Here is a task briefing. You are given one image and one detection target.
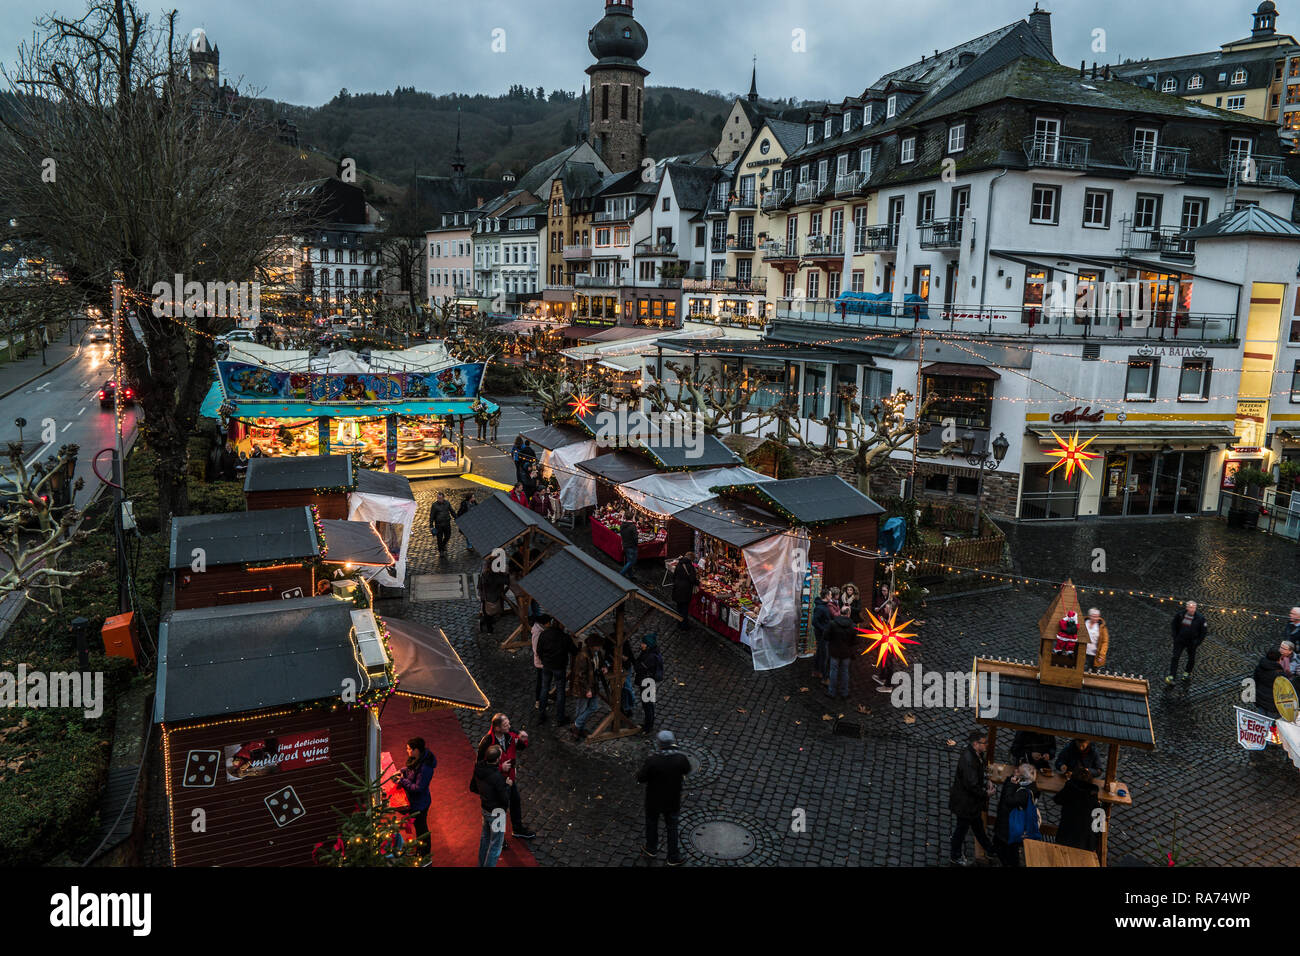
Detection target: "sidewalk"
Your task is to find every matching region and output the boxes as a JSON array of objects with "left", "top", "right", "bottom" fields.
[{"left": 0, "top": 340, "right": 80, "bottom": 400}]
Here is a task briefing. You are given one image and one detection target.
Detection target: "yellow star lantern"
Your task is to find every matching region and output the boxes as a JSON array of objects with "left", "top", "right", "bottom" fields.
[
  {"left": 568, "top": 392, "right": 596, "bottom": 418},
  {"left": 1044, "top": 429, "right": 1099, "bottom": 483},
  {"left": 858, "top": 608, "right": 919, "bottom": 667}
]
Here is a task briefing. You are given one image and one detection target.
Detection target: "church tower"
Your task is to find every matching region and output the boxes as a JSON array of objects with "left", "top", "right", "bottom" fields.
[
  {"left": 585, "top": 0, "right": 648, "bottom": 174},
  {"left": 188, "top": 29, "right": 219, "bottom": 85}
]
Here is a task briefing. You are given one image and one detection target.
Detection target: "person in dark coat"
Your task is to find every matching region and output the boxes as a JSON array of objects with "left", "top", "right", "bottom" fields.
[
  {"left": 671, "top": 553, "right": 699, "bottom": 631},
  {"left": 1053, "top": 767, "right": 1100, "bottom": 853},
  {"left": 536, "top": 620, "right": 575, "bottom": 725},
  {"left": 948, "top": 728, "right": 996, "bottom": 865},
  {"left": 811, "top": 590, "right": 832, "bottom": 680},
  {"left": 520, "top": 462, "right": 539, "bottom": 500},
  {"left": 1009, "top": 731, "right": 1056, "bottom": 772},
  {"left": 633, "top": 633, "right": 664, "bottom": 733},
  {"left": 430, "top": 491, "right": 453, "bottom": 555},
  {"left": 1253, "top": 648, "right": 1289, "bottom": 718},
  {"left": 618, "top": 513, "right": 640, "bottom": 578},
  {"left": 992, "top": 764, "right": 1038, "bottom": 867},
  {"left": 1166, "top": 600, "right": 1208, "bottom": 684},
  {"left": 824, "top": 615, "right": 858, "bottom": 699},
  {"left": 480, "top": 559, "right": 510, "bottom": 633},
  {"left": 396, "top": 737, "right": 437, "bottom": 860},
  {"left": 476, "top": 714, "right": 534, "bottom": 839},
  {"left": 1055, "top": 738, "right": 1103, "bottom": 776},
  {"left": 637, "top": 730, "right": 692, "bottom": 864},
  {"left": 474, "top": 744, "right": 511, "bottom": 867}
]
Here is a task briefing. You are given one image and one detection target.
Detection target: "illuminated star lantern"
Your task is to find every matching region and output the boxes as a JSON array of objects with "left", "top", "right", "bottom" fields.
[
  {"left": 568, "top": 392, "right": 596, "bottom": 419},
  {"left": 858, "top": 607, "right": 919, "bottom": 668},
  {"left": 1044, "top": 429, "right": 1099, "bottom": 483}
]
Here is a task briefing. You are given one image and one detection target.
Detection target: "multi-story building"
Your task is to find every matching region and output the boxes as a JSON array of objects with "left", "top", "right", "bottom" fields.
[
  {"left": 585, "top": 0, "right": 649, "bottom": 174},
  {"left": 470, "top": 192, "right": 542, "bottom": 315},
  {"left": 711, "top": 61, "right": 807, "bottom": 165},
  {"left": 541, "top": 162, "right": 607, "bottom": 322},
  {"left": 426, "top": 209, "right": 480, "bottom": 316},
  {"left": 641, "top": 9, "right": 1300, "bottom": 524},
  {"left": 1113, "top": 1, "right": 1300, "bottom": 138}
]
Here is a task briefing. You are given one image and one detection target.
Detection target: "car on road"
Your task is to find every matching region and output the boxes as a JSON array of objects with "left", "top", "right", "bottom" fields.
[
  {"left": 99, "top": 380, "right": 135, "bottom": 408},
  {"left": 86, "top": 325, "right": 110, "bottom": 343},
  {"left": 215, "top": 329, "right": 256, "bottom": 345}
]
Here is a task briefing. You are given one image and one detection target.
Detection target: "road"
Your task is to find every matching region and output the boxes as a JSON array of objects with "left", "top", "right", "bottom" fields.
[{"left": 0, "top": 337, "right": 141, "bottom": 510}]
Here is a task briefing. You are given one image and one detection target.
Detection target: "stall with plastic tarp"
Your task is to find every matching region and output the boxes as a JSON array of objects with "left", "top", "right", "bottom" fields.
[
  {"left": 521, "top": 423, "right": 602, "bottom": 514},
  {"left": 348, "top": 469, "right": 418, "bottom": 589},
  {"left": 740, "top": 526, "right": 811, "bottom": 671},
  {"left": 578, "top": 452, "right": 659, "bottom": 510}
]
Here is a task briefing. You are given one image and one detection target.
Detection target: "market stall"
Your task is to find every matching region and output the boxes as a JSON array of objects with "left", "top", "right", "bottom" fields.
[
  {"left": 590, "top": 502, "right": 668, "bottom": 561},
  {"left": 521, "top": 423, "right": 599, "bottom": 513},
  {"left": 212, "top": 344, "right": 496, "bottom": 478},
  {"left": 245, "top": 455, "right": 355, "bottom": 519},
  {"left": 348, "top": 469, "right": 418, "bottom": 589},
  {"left": 577, "top": 452, "right": 659, "bottom": 509},
  {"left": 318, "top": 519, "right": 394, "bottom": 581}
]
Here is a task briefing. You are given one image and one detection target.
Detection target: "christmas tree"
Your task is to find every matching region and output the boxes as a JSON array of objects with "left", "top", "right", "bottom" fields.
[{"left": 313, "top": 763, "right": 422, "bottom": 867}]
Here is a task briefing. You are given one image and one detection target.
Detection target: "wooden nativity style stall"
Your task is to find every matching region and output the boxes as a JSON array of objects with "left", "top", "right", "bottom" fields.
[{"left": 244, "top": 454, "right": 355, "bottom": 519}]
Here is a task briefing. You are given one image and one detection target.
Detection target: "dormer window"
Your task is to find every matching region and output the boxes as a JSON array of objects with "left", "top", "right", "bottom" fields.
[
  {"left": 824, "top": 118, "right": 833, "bottom": 138},
  {"left": 948, "top": 123, "right": 966, "bottom": 153},
  {"left": 886, "top": 95, "right": 897, "bottom": 118},
  {"left": 843, "top": 113, "right": 852, "bottom": 133},
  {"left": 1188, "top": 74, "right": 1203, "bottom": 90},
  {"left": 1162, "top": 77, "right": 1178, "bottom": 93},
  {"left": 864, "top": 104, "right": 872, "bottom": 125},
  {"left": 1232, "top": 68, "right": 1247, "bottom": 85},
  {"left": 807, "top": 125, "right": 815, "bottom": 144},
  {"left": 900, "top": 136, "right": 916, "bottom": 163}
]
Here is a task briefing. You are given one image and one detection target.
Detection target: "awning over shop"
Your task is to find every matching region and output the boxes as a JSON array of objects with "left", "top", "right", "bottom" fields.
[
  {"left": 228, "top": 399, "right": 499, "bottom": 419},
  {"left": 921, "top": 362, "right": 1001, "bottom": 380},
  {"left": 383, "top": 617, "right": 490, "bottom": 710},
  {"left": 674, "top": 497, "right": 787, "bottom": 548},
  {"left": 558, "top": 326, "right": 599, "bottom": 341},
  {"left": 580, "top": 326, "right": 659, "bottom": 343},
  {"left": 620, "top": 466, "right": 772, "bottom": 518},
  {"left": 1027, "top": 424, "right": 1239, "bottom": 444},
  {"left": 319, "top": 519, "right": 394, "bottom": 568}
]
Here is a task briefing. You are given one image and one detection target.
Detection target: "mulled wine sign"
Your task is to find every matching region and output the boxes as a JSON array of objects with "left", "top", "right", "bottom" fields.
[{"left": 223, "top": 729, "right": 331, "bottom": 782}]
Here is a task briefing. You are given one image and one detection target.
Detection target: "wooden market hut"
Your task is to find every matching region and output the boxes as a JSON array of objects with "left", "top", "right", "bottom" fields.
[
  {"left": 244, "top": 455, "right": 355, "bottom": 519},
  {"left": 156, "top": 596, "right": 488, "bottom": 867},
  {"left": 972, "top": 581, "right": 1156, "bottom": 866},
  {"left": 169, "top": 507, "right": 320, "bottom": 610},
  {"left": 710, "top": 475, "right": 884, "bottom": 593}
]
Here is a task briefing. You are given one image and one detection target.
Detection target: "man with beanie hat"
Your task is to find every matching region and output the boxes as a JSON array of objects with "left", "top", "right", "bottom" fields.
[
  {"left": 633, "top": 633, "right": 664, "bottom": 734},
  {"left": 636, "top": 730, "right": 692, "bottom": 864}
]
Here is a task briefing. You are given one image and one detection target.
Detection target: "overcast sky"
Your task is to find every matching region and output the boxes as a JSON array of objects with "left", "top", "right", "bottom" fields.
[{"left": 0, "top": 0, "right": 1277, "bottom": 106}]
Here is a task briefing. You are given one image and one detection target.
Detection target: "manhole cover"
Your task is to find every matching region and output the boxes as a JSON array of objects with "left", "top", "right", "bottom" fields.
[
  {"left": 688, "top": 821, "right": 756, "bottom": 861},
  {"left": 410, "top": 574, "right": 469, "bottom": 601},
  {"left": 671, "top": 740, "right": 721, "bottom": 788},
  {"left": 832, "top": 718, "right": 862, "bottom": 738}
]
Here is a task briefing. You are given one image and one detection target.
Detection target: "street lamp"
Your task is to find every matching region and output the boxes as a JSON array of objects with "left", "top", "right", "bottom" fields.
[{"left": 962, "top": 430, "right": 1009, "bottom": 535}]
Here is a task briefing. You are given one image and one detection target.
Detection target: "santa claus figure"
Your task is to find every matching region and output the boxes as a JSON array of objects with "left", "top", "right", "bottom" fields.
[{"left": 1053, "top": 611, "right": 1080, "bottom": 655}]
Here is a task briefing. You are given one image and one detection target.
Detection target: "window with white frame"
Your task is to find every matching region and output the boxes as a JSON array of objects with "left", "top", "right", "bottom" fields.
[
  {"left": 859, "top": 148, "right": 872, "bottom": 177},
  {"left": 1226, "top": 95, "right": 1246, "bottom": 110},
  {"left": 852, "top": 270, "right": 865, "bottom": 292},
  {"left": 1133, "top": 127, "right": 1159, "bottom": 169},
  {"left": 1030, "top": 184, "right": 1059, "bottom": 224},
  {"left": 1229, "top": 135, "right": 1253, "bottom": 161},
  {"left": 1178, "top": 359, "right": 1211, "bottom": 400},
  {"left": 843, "top": 113, "right": 852, "bottom": 133},
  {"left": 1125, "top": 357, "right": 1158, "bottom": 401},
  {"left": 853, "top": 205, "right": 869, "bottom": 251},
  {"left": 948, "top": 123, "right": 966, "bottom": 153},
  {"left": 1082, "top": 188, "right": 1111, "bottom": 228},
  {"left": 799, "top": 164, "right": 809, "bottom": 183},
  {"left": 824, "top": 118, "right": 833, "bottom": 138},
  {"left": 807, "top": 125, "right": 815, "bottom": 143},
  {"left": 1162, "top": 77, "right": 1178, "bottom": 92},
  {"left": 864, "top": 104, "right": 872, "bottom": 125},
  {"left": 900, "top": 136, "right": 915, "bottom": 163},
  {"left": 1189, "top": 73, "right": 1203, "bottom": 89},
  {"left": 808, "top": 271, "right": 820, "bottom": 299},
  {"left": 918, "top": 191, "right": 935, "bottom": 224},
  {"left": 836, "top": 154, "right": 849, "bottom": 177},
  {"left": 886, "top": 95, "right": 897, "bottom": 118},
  {"left": 1134, "top": 193, "right": 1162, "bottom": 231},
  {"left": 1231, "top": 68, "right": 1247, "bottom": 85},
  {"left": 817, "top": 159, "right": 828, "bottom": 185}
]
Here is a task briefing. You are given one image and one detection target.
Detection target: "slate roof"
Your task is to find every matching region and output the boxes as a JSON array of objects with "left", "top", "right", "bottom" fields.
[
  {"left": 515, "top": 545, "right": 677, "bottom": 634},
  {"left": 168, "top": 507, "right": 319, "bottom": 570},
  {"left": 766, "top": 118, "right": 808, "bottom": 154},
  {"left": 974, "top": 660, "right": 1155, "bottom": 749},
  {"left": 1182, "top": 204, "right": 1300, "bottom": 239},
  {"left": 1111, "top": 43, "right": 1299, "bottom": 96},
  {"left": 667, "top": 162, "right": 723, "bottom": 212},
  {"left": 155, "top": 597, "right": 370, "bottom": 722},
  {"left": 673, "top": 497, "right": 786, "bottom": 548},
  {"left": 319, "top": 519, "right": 393, "bottom": 566},
  {"left": 633, "top": 434, "right": 742, "bottom": 471},
  {"left": 244, "top": 454, "right": 354, "bottom": 493},
  {"left": 714, "top": 475, "right": 885, "bottom": 525},
  {"left": 577, "top": 452, "right": 659, "bottom": 484},
  {"left": 453, "top": 491, "right": 571, "bottom": 555},
  {"left": 354, "top": 468, "right": 415, "bottom": 501},
  {"left": 516, "top": 144, "right": 595, "bottom": 196},
  {"left": 385, "top": 617, "right": 489, "bottom": 710},
  {"left": 414, "top": 175, "right": 510, "bottom": 219},
  {"left": 521, "top": 423, "right": 589, "bottom": 451}
]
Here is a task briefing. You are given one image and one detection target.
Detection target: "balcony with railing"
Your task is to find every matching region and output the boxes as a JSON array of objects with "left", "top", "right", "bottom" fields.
[
  {"left": 574, "top": 273, "right": 626, "bottom": 289},
  {"left": 683, "top": 276, "right": 768, "bottom": 294},
  {"left": 762, "top": 188, "right": 790, "bottom": 211},
  {"left": 804, "top": 234, "right": 843, "bottom": 257},
  {"left": 762, "top": 239, "right": 799, "bottom": 259},
  {"left": 1117, "top": 221, "right": 1196, "bottom": 261},
  {"left": 1022, "top": 134, "right": 1091, "bottom": 170},
  {"left": 562, "top": 243, "right": 592, "bottom": 260},
  {"left": 710, "top": 238, "right": 729, "bottom": 254},
  {"left": 729, "top": 235, "right": 756, "bottom": 252},
  {"left": 732, "top": 190, "right": 757, "bottom": 210},
  {"left": 794, "top": 182, "right": 818, "bottom": 204},
  {"left": 707, "top": 192, "right": 731, "bottom": 214},
  {"left": 918, "top": 217, "right": 964, "bottom": 250},
  {"left": 1122, "top": 145, "right": 1190, "bottom": 179},
  {"left": 834, "top": 172, "right": 860, "bottom": 197},
  {"left": 861, "top": 223, "right": 899, "bottom": 252},
  {"left": 1221, "top": 152, "right": 1292, "bottom": 187},
  {"left": 594, "top": 208, "right": 631, "bottom": 223},
  {"left": 635, "top": 240, "right": 677, "bottom": 257},
  {"left": 772, "top": 299, "right": 1237, "bottom": 341}
]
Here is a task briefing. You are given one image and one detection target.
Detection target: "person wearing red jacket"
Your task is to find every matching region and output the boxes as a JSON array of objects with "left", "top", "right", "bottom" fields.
[{"left": 476, "top": 713, "right": 536, "bottom": 840}]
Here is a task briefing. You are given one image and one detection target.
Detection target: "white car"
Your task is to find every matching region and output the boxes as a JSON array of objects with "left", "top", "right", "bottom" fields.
[{"left": 216, "top": 329, "right": 255, "bottom": 345}]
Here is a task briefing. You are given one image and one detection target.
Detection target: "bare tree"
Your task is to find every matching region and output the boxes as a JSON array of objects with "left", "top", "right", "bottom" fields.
[
  {"left": 642, "top": 360, "right": 775, "bottom": 437},
  {"left": 0, "top": 443, "right": 88, "bottom": 612},
  {"left": 0, "top": 0, "right": 308, "bottom": 519}
]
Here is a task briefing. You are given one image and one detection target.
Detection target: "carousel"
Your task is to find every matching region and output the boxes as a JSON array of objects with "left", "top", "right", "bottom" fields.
[{"left": 203, "top": 342, "right": 497, "bottom": 478}]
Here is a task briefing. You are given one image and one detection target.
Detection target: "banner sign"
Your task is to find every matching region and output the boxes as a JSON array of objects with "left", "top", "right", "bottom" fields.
[
  {"left": 1235, "top": 707, "right": 1279, "bottom": 750},
  {"left": 218, "top": 361, "right": 485, "bottom": 404},
  {"left": 224, "top": 728, "right": 331, "bottom": 782}
]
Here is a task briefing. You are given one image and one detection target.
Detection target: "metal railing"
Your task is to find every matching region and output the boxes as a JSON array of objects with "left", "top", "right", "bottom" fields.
[
  {"left": 1221, "top": 152, "right": 1291, "bottom": 186},
  {"left": 574, "top": 273, "right": 626, "bottom": 288},
  {"left": 772, "top": 299, "right": 1238, "bottom": 340},
  {"left": 762, "top": 188, "right": 789, "bottom": 210},
  {"left": 794, "top": 182, "right": 818, "bottom": 203},
  {"left": 707, "top": 193, "right": 731, "bottom": 213},
  {"left": 683, "top": 277, "right": 767, "bottom": 293},
  {"left": 835, "top": 172, "right": 859, "bottom": 197},
  {"left": 635, "top": 241, "right": 677, "bottom": 257},
  {"left": 1117, "top": 223, "right": 1196, "bottom": 260},
  {"left": 1122, "top": 145, "right": 1190, "bottom": 178},
  {"left": 710, "top": 239, "right": 729, "bottom": 254},
  {"left": 562, "top": 244, "right": 592, "bottom": 259},
  {"left": 733, "top": 191, "right": 757, "bottom": 209},
  {"left": 1022, "top": 134, "right": 1091, "bottom": 170},
  {"left": 730, "top": 236, "right": 756, "bottom": 252},
  {"left": 594, "top": 209, "right": 631, "bottom": 222},
  {"left": 804, "top": 234, "right": 842, "bottom": 256},
  {"left": 762, "top": 239, "right": 799, "bottom": 259},
  {"left": 861, "top": 224, "right": 899, "bottom": 251},
  {"left": 918, "top": 217, "right": 963, "bottom": 249}
]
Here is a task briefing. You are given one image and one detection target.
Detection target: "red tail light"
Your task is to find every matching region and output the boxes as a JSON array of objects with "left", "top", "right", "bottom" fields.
[
  {"left": 98, "top": 390, "right": 105, "bottom": 399},
  {"left": 124, "top": 389, "right": 133, "bottom": 399}
]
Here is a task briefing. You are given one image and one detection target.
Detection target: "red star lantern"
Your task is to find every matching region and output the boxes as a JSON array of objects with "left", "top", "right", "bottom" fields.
[
  {"left": 858, "top": 607, "right": 919, "bottom": 667},
  {"left": 568, "top": 392, "right": 596, "bottom": 418},
  {"left": 1044, "top": 429, "right": 1099, "bottom": 483}
]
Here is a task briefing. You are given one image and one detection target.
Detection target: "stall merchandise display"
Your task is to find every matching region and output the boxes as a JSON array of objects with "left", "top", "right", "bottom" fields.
[
  {"left": 689, "top": 534, "right": 761, "bottom": 642},
  {"left": 594, "top": 503, "right": 666, "bottom": 546},
  {"left": 589, "top": 503, "right": 667, "bottom": 561},
  {"left": 797, "top": 562, "right": 823, "bottom": 659}
]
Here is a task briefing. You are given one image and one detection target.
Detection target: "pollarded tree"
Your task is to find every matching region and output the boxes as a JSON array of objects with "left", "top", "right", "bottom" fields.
[{"left": 641, "top": 360, "right": 778, "bottom": 437}]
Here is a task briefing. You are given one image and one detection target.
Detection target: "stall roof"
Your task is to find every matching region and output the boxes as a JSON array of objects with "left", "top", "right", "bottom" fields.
[
  {"left": 713, "top": 475, "right": 885, "bottom": 525},
  {"left": 154, "top": 597, "right": 374, "bottom": 722},
  {"left": 454, "top": 491, "right": 572, "bottom": 555},
  {"left": 244, "top": 454, "right": 354, "bottom": 493},
  {"left": 354, "top": 468, "right": 415, "bottom": 501},
  {"left": 320, "top": 519, "right": 393, "bottom": 567},
  {"left": 230, "top": 399, "right": 497, "bottom": 419},
  {"left": 633, "top": 434, "right": 742, "bottom": 470},
  {"left": 521, "top": 423, "right": 590, "bottom": 452},
  {"left": 577, "top": 452, "right": 659, "bottom": 484},
  {"left": 674, "top": 497, "right": 787, "bottom": 548},
  {"left": 384, "top": 617, "right": 489, "bottom": 710},
  {"left": 168, "top": 507, "right": 319, "bottom": 570},
  {"left": 516, "top": 545, "right": 679, "bottom": 635},
  {"left": 973, "top": 658, "right": 1155, "bottom": 749}
]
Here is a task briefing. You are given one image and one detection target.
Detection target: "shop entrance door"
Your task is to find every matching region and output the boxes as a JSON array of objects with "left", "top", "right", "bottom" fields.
[{"left": 1098, "top": 450, "right": 1206, "bottom": 516}]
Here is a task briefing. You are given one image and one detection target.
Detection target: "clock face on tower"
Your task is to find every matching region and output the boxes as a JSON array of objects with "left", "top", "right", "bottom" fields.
[
  {"left": 760, "top": 139, "right": 771, "bottom": 155},
  {"left": 205, "top": 63, "right": 216, "bottom": 80}
]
